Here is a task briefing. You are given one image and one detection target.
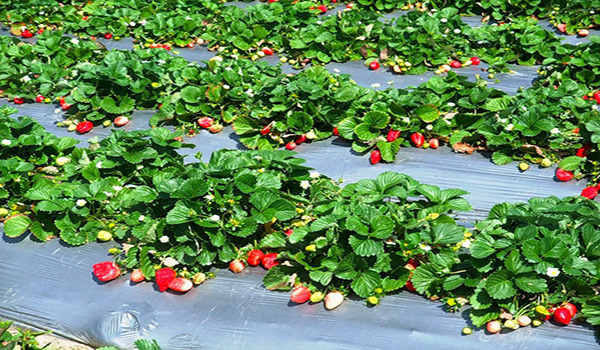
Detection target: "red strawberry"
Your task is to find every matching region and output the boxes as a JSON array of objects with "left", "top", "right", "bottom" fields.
[
  {"left": 76, "top": 121, "right": 93, "bottom": 134},
  {"left": 295, "top": 134, "right": 307, "bottom": 144},
  {"left": 261, "top": 253, "right": 279, "bottom": 269},
  {"left": 557, "top": 23, "right": 567, "bottom": 33},
  {"left": 562, "top": 303, "right": 577, "bottom": 317},
  {"left": 486, "top": 320, "right": 501, "bottom": 334},
  {"left": 370, "top": 150, "right": 381, "bottom": 164},
  {"left": 369, "top": 61, "right": 380, "bottom": 70},
  {"left": 410, "top": 132, "right": 425, "bottom": 147},
  {"left": 450, "top": 60, "right": 462, "bottom": 68},
  {"left": 405, "top": 280, "right": 416, "bottom": 292},
  {"left": 386, "top": 129, "right": 401, "bottom": 142},
  {"left": 572, "top": 127, "right": 580, "bottom": 134},
  {"left": 333, "top": 127, "right": 339, "bottom": 136},
  {"left": 62, "top": 103, "right": 72, "bottom": 111},
  {"left": 290, "top": 285, "right": 311, "bottom": 304},
  {"left": 36, "top": 95, "right": 44, "bottom": 103},
  {"left": 59, "top": 96, "right": 66, "bottom": 106},
  {"left": 346, "top": 3, "right": 354, "bottom": 8},
  {"left": 38, "top": 29, "right": 45, "bottom": 35},
  {"left": 317, "top": 5, "right": 327, "bottom": 13},
  {"left": 553, "top": 307, "right": 572, "bottom": 325},
  {"left": 92, "top": 261, "right": 121, "bottom": 282},
  {"left": 594, "top": 92, "right": 600, "bottom": 104},
  {"left": 582, "top": 187, "right": 598, "bottom": 199},
  {"left": 21, "top": 30, "right": 33, "bottom": 38},
  {"left": 130, "top": 269, "right": 145, "bottom": 283},
  {"left": 197, "top": 117, "right": 214, "bottom": 128},
  {"left": 155, "top": 267, "right": 177, "bottom": 292},
  {"left": 168, "top": 277, "right": 193, "bottom": 292},
  {"left": 247, "top": 249, "right": 265, "bottom": 266},
  {"left": 229, "top": 259, "right": 245, "bottom": 273},
  {"left": 13, "top": 97, "right": 24, "bottom": 104},
  {"left": 576, "top": 148, "right": 588, "bottom": 157},
  {"left": 470, "top": 57, "right": 481, "bottom": 65},
  {"left": 82, "top": 16, "right": 88, "bottom": 20},
  {"left": 284, "top": 229, "right": 294, "bottom": 236},
  {"left": 556, "top": 168, "right": 573, "bottom": 182},
  {"left": 428, "top": 138, "right": 439, "bottom": 149},
  {"left": 260, "top": 125, "right": 271, "bottom": 135},
  {"left": 584, "top": 95, "right": 589, "bottom": 100},
  {"left": 187, "top": 42, "right": 195, "bottom": 48},
  {"left": 262, "top": 47, "right": 274, "bottom": 56},
  {"left": 104, "top": 33, "right": 113, "bottom": 39},
  {"left": 286, "top": 142, "right": 297, "bottom": 150},
  {"left": 407, "top": 258, "right": 420, "bottom": 269},
  {"left": 114, "top": 116, "right": 129, "bottom": 127}
]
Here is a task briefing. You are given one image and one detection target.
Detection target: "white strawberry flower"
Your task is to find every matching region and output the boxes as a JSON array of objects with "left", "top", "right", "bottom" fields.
[
  {"left": 76, "top": 199, "right": 86, "bottom": 206},
  {"left": 333, "top": 68, "right": 341, "bottom": 73},
  {"left": 499, "top": 118, "right": 507, "bottom": 123},
  {"left": 300, "top": 180, "right": 310, "bottom": 189},
  {"left": 402, "top": 117, "right": 410, "bottom": 123},
  {"left": 550, "top": 128, "right": 560, "bottom": 134},
  {"left": 104, "top": 191, "right": 113, "bottom": 197},
  {"left": 426, "top": 124, "right": 433, "bottom": 130},
  {"left": 96, "top": 162, "right": 102, "bottom": 168},
  {"left": 245, "top": 89, "right": 254, "bottom": 97},
  {"left": 440, "top": 18, "right": 448, "bottom": 23},
  {"left": 54, "top": 108, "right": 62, "bottom": 114},
  {"left": 461, "top": 240, "right": 472, "bottom": 248},
  {"left": 205, "top": 194, "right": 215, "bottom": 200},
  {"left": 387, "top": 81, "right": 394, "bottom": 85},
  {"left": 447, "top": 102, "right": 456, "bottom": 107},
  {"left": 129, "top": 21, "right": 136, "bottom": 26},
  {"left": 157, "top": 59, "right": 166, "bottom": 65},
  {"left": 139, "top": 215, "right": 146, "bottom": 221},
  {"left": 159, "top": 235, "right": 169, "bottom": 243},
  {"left": 505, "top": 124, "right": 515, "bottom": 131},
  {"left": 210, "top": 214, "right": 220, "bottom": 221},
  {"left": 419, "top": 243, "right": 432, "bottom": 251},
  {"left": 370, "top": 83, "right": 381, "bottom": 88},
  {"left": 546, "top": 267, "right": 560, "bottom": 277},
  {"left": 453, "top": 29, "right": 461, "bottom": 34},
  {"left": 316, "top": 21, "right": 323, "bottom": 25},
  {"left": 21, "top": 75, "right": 31, "bottom": 83},
  {"left": 112, "top": 186, "right": 123, "bottom": 192},
  {"left": 137, "top": 165, "right": 144, "bottom": 170},
  {"left": 140, "top": 19, "right": 147, "bottom": 25},
  {"left": 309, "top": 171, "right": 320, "bottom": 178},
  {"left": 70, "top": 38, "right": 79, "bottom": 45},
  {"left": 123, "top": 22, "right": 129, "bottom": 26},
  {"left": 593, "top": 105, "right": 598, "bottom": 110},
  {"left": 1, "top": 139, "right": 11, "bottom": 146},
  {"left": 225, "top": 67, "right": 232, "bottom": 71},
  {"left": 163, "top": 257, "right": 179, "bottom": 267},
  {"left": 223, "top": 85, "right": 230, "bottom": 90},
  {"left": 522, "top": 106, "right": 527, "bottom": 111}
]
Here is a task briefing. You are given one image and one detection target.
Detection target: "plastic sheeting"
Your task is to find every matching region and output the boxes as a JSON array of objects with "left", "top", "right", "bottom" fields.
[{"left": 0, "top": 5, "right": 598, "bottom": 349}]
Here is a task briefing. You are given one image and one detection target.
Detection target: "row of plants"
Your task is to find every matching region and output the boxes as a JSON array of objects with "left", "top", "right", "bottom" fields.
[
  {"left": 2, "top": 31, "right": 600, "bottom": 190},
  {"left": 0, "top": 0, "right": 590, "bottom": 72},
  {"left": 0, "top": 319, "right": 161, "bottom": 349},
  {"left": 1, "top": 106, "right": 599, "bottom": 336}
]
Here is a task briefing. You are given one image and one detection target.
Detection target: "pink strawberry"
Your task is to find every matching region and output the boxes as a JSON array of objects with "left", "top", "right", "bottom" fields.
[
  {"left": 562, "top": 302, "right": 577, "bottom": 317},
  {"left": 290, "top": 285, "right": 311, "bottom": 303},
  {"left": 229, "top": 259, "right": 245, "bottom": 273},
  {"left": 429, "top": 138, "right": 439, "bottom": 149},
  {"left": 324, "top": 291, "right": 344, "bottom": 310},
  {"left": 92, "top": 261, "right": 121, "bottom": 282},
  {"left": 557, "top": 23, "right": 567, "bottom": 33},
  {"left": 486, "top": 320, "right": 501, "bottom": 334},
  {"left": 130, "top": 269, "right": 145, "bottom": 283},
  {"left": 208, "top": 124, "right": 223, "bottom": 133},
  {"left": 168, "top": 277, "right": 193, "bottom": 292},
  {"left": 155, "top": 267, "right": 177, "bottom": 292},
  {"left": 114, "top": 116, "right": 129, "bottom": 127}
]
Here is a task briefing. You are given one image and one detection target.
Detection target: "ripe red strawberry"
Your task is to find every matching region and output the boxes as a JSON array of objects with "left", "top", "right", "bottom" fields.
[
  {"left": 36, "top": 95, "right": 44, "bottom": 103},
  {"left": 76, "top": 121, "right": 93, "bottom": 134},
  {"left": 386, "top": 129, "right": 401, "bottom": 142},
  {"left": 470, "top": 57, "right": 481, "bottom": 65},
  {"left": 317, "top": 5, "right": 327, "bottom": 13},
  {"left": 295, "top": 134, "right": 307, "bottom": 144},
  {"left": 405, "top": 280, "right": 416, "bottom": 292},
  {"left": 261, "top": 253, "right": 279, "bottom": 269},
  {"left": 284, "top": 229, "right": 294, "bottom": 236},
  {"left": 286, "top": 142, "right": 297, "bottom": 150},
  {"left": 346, "top": 3, "right": 354, "bottom": 8},
  {"left": 229, "top": 259, "right": 245, "bottom": 273},
  {"left": 168, "top": 277, "right": 193, "bottom": 292},
  {"left": 21, "top": 30, "right": 33, "bottom": 38},
  {"left": 38, "top": 29, "right": 45, "bottom": 35},
  {"left": 290, "top": 285, "right": 311, "bottom": 304},
  {"left": 369, "top": 61, "right": 380, "bottom": 70},
  {"left": 581, "top": 187, "right": 598, "bottom": 199},
  {"left": 114, "top": 116, "right": 129, "bottom": 127},
  {"left": 92, "top": 261, "right": 121, "bottom": 282},
  {"left": 553, "top": 307, "right": 572, "bottom": 325},
  {"left": 573, "top": 127, "right": 580, "bottom": 134},
  {"left": 13, "top": 97, "right": 24, "bottom": 104},
  {"left": 450, "top": 60, "right": 462, "bottom": 68},
  {"left": 247, "top": 249, "right": 265, "bottom": 266},
  {"left": 62, "top": 103, "right": 72, "bottom": 111},
  {"left": 187, "top": 42, "right": 194, "bottom": 48},
  {"left": 262, "top": 47, "right": 274, "bottom": 55},
  {"left": 428, "top": 138, "right": 439, "bottom": 149},
  {"left": 562, "top": 303, "right": 577, "bottom": 317},
  {"left": 130, "top": 269, "right": 145, "bottom": 283},
  {"left": 410, "top": 132, "right": 425, "bottom": 147},
  {"left": 59, "top": 96, "right": 66, "bottom": 106},
  {"left": 370, "top": 150, "right": 381, "bottom": 164},
  {"left": 197, "top": 117, "right": 214, "bottom": 128},
  {"left": 557, "top": 23, "right": 567, "bottom": 33},
  {"left": 576, "top": 148, "right": 588, "bottom": 157},
  {"left": 486, "top": 320, "right": 501, "bottom": 334},
  {"left": 155, "top": 267, "right": 177, "bottom": 292},
  {"left": 594, "top": 92, "right": 600, "bottom": 104},
  {"left": 556, "top": 168, "right": 573, "bottom": 182},
  {"left": 333, "top": 127, "right": 339, "bottom": 136},
  {"left": 407, "top": 258, "right": 420, "bottom": 269},
  {"left": 584, "top": 95, "right": 589, "bottom": 100},
  {"left": 104, "top": 33, "right": 113, "bottom": 39},
  {"left": 260, "top": 125, "right": 271, "bottom": 135}
]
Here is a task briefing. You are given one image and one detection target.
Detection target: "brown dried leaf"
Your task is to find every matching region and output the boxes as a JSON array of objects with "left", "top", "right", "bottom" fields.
[
  {"left": 380, "top": 48, "right": 389, "bottom": 60},
  {"left": 452, "top": 142, "right": 478, "bottom": 154}
]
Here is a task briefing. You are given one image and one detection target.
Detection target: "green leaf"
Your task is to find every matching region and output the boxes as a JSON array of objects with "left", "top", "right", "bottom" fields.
[
  {"left": 414, "top": 105, "right": 440, "bottom": 122},
  {"left": 514, "top": 273, "right": 547, "bottom": 293},
  {"left": 100, "top": 96, "right": 135, "bottom": 114},
  {"left": 334, "top": 85, "right": 360, "bottom": 102},
  {"left": 287, "top": 111, "right": 314, "bottom": 133},
  {"left": 376, "top": 140, "right": 402, "bottom": 162},
  {"left": 432, "top": 223, "right": 464, "bottom": 245},
  {"left": 4, "top": 215, "right": 32, "bottom": 238},
  {"left": 558, "top": 156, "right": 583, "bottom": 171},
  {"left": 180, "top": 86, "right": 203, "bottom": 103},
  {"left": 443, "top": 275, "right": 464, "bottom": 291},
  {"left": 140, "top": 247, "right": 156, "bottom": 280},
  {"left": 483, "top": 96, "right": 512, "bottom": 111},
  {"left": 484, "top": 270, "right": 516, "bottom": 299},
  {"left": 491, "top": 150, "right": 513, "bottom": 165},
  {"left": 349, "top": 235, "right": 383, "bottom": 256},
  {"left": 470, "top": 308, "right": 501, "bottom": 327},
  {"left": 351, "top": 270, "right": 381, "bottom": 298}
]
